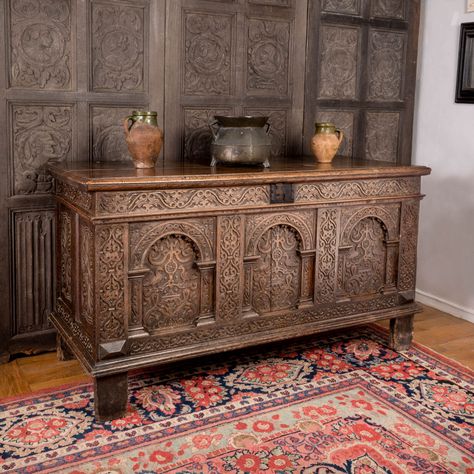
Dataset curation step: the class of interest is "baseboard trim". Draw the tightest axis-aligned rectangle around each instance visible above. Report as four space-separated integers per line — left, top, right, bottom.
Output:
416 289 474 324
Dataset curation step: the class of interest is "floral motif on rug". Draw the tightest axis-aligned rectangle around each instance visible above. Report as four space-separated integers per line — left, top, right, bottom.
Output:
0 326 473 473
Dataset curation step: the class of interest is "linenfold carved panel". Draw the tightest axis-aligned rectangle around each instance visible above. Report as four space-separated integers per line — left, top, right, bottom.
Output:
365 112 400 162
368 30 405 101
91 1 146 92
399 200 419 291
322 0 360 15
9 0 72 89
319 25 360 99
183 12 234 96
12 105 73 195
247 19 290 96
371 0 406 20
316 110 354 157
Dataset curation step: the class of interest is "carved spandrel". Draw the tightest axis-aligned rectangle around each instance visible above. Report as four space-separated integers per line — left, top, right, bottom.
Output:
184 108 233 162
9 0 72 89
398 201 419 292
368 30 405 101
365 112 400 162
319 25 360 100
12 105 73 196
13 210 55 335
371 0 406 20
321 0 360 15
184 12 233 96
316 110 354 158
91 2 145 92
247 19 290 96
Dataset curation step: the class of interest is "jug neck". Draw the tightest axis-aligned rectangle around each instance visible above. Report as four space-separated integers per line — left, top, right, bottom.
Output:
131 110 158 127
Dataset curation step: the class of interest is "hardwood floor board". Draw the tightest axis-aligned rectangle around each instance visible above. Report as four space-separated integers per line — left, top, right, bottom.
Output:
0 361 31 398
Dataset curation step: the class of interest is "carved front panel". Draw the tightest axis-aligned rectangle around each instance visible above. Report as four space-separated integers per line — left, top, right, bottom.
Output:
321 0 361 15
183 12 234 96
371 0 406 20
398 200 419 292
246 19 290 96
91 1 146 92
12 105 73 196
9 0 72 89
368 30 405 102
319 25 360 100
365 112 400 162
59 209 72 305
79 221 94 329
316 110 355 158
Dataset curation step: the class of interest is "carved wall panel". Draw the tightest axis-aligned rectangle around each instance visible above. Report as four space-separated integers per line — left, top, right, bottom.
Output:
11 105 73 196
9 0 73 90
183 12 234 96
365 112 400 162
318 25 360 100
321 0 361 16
92 106 145 162
371 0 406 20
91 1 146 92
247 19 290 96
316 109 354 157
13 210 55 335
368 30 405 101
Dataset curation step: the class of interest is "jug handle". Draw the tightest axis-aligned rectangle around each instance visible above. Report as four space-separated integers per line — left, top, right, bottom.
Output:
336 128 344 146
265 123 271 134
123 116 136 137
209 120 219 140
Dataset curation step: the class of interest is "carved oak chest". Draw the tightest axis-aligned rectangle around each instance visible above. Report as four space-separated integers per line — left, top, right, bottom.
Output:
49 158 430 420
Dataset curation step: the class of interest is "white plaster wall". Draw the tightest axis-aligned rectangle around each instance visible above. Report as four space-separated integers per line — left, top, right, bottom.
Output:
413 0 474 321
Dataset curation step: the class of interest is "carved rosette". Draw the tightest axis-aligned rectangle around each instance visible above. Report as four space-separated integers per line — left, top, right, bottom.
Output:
12 105 73 195
398 201 419 293
96 225 127 342
9 0 72 89
319 25 360 99
316 209 339 304
368 31 405 101
59 210 72 304
80 222 94 327
316 110 354 158
216 216 244 321
184 13 233 96
91 2 145 91
247 19 290 95
365 112 400 162
322 0 360 15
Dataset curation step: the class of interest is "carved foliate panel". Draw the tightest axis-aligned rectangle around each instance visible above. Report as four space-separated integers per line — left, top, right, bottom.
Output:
319 25 360 100
371 0 406 20
59 210 72 304
244 108 287 157
368 30 405 101
142 235 201 332
184 107 233 161
252 225 301 314
79 222 94 327
247 19 290 96
398 201 419 292
365 112 400 162
13 210 55 335
321 0 361 15
96 225 127 342
183 12 234 96
316 110 354 157
9 0 72 89
248 0 291 6
56 181 93 212
92 106 142 163
12 105 73 195
91 2 146 92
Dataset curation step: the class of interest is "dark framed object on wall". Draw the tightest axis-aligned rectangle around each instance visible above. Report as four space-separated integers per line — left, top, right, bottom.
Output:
456 22 474 103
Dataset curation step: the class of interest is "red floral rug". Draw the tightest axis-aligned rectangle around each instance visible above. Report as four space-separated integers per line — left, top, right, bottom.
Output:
1 325 473 473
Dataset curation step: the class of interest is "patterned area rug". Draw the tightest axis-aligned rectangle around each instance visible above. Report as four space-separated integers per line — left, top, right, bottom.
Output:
1 326 473 473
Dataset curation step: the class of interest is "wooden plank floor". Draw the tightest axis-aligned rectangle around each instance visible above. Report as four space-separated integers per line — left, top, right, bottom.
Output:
1 305 473 399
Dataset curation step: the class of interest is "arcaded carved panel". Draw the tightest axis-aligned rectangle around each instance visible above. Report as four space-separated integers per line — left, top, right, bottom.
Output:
98 186 269 215
91 2 145 92
244 108 287 157
142 235 201 332
368 30 406 101
321 0 361 15
216 216 243 321
252 225 301 314
295 177 420 202
247 19 290 96
365 112 400 162
97 225 127 342
79 222 94 327
371 0 406 19
59 210 72 304
12 105 73 196
92 106 142 163
183 12 234 96
316 110 354 158
9 0 72 89
315 209 338 304
399 201 419 292
13 210 55 335
319 25 360 100
184 107 233 161
56 181 93 211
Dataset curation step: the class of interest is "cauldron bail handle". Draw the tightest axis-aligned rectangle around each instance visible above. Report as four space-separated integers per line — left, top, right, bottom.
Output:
123 115 136 137
209 120 220 140
265 122 271 134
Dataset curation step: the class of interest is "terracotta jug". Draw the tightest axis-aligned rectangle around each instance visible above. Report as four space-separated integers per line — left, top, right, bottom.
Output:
310 122 344 164
123 111 163 169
